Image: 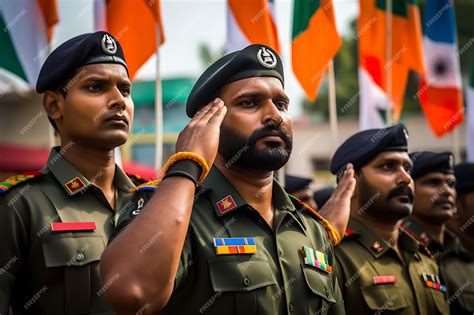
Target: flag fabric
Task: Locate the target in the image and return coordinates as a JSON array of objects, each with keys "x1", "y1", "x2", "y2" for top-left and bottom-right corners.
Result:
[
  {"x1": 291, "y1": 0, "x2": 341, "y2": 101},
  {"x1": 100, "y1": 0, "x2": 165, "y2": 80},
  {"x1": 418, "y1": 0, "x2": 463, "y2": 137},
  {"x1": 467, "y1": 51, "x2": 474, "y2": 162},
  {"x1": 358, "y1": 0, "x2": 424, "y2": 130},
  {"x1": 226, "y1": 0, "x2": 280, "y2": 53},
  {"x1": 0, "y1": 0, "x2": 58, "y2": 86}
]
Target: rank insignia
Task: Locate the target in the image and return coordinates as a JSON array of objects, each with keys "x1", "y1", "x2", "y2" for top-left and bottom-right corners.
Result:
[
  {"x1": 65, "y1": 177, "x2": 86, "y2": 194},
  {"x1": 421, "y1": 273, "x2": 446, "y2": 292},
  {"x1": 371, "y1": 241, "x2": 384, "y2": 253},
  {"x1": 51, "y1": 222, "x2": 96, "y2": 232},
  {"x1": 216, "y1": 195, "x2": 237, "y2": 214},
  {"x1": 213, "y1": 237, "x2": 256, "y2": 255},
  {"x1": 302, "y1": 246, "x2": 332, "y2": 273},
  {"x1": 373, "y1": 276, "x2": 397, "y2": 284}
]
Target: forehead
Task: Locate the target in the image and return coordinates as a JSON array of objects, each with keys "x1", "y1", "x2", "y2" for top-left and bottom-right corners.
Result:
[
  {"x1": 76, "y1": 63, "x2": 129, "y2": 81},
  {"x1": 368, "y1": 151, "x2": 411, "y2": 164},
  {"x1": 220, "y1": 77, "x2": 285, "y2": 98},
  {"x1": 416, "y1": 172, "x2": 455, "y2": 182}
]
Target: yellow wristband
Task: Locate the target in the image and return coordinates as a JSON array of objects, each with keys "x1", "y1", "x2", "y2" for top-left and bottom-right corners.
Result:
[{"x1": 161, "y1": 152, "x2": 210, "y2": 184}]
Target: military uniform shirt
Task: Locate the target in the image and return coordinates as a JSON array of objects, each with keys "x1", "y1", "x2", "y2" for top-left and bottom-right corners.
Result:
[
  {"x1": 404, "y1": 219, "x2": 474, "y2": 314},
  {"x1": 112, "y1": 166, "x2": 345, "y2": 315},
  {"x1": 0, "y1": 147, "x2": 134, "y2": 314},
  {"x1": 335, "y1": 219, "x2": 449, "y2": 314}
]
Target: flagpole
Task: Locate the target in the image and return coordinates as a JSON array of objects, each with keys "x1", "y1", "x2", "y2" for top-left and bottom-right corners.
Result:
[
  {"x1": 385, "y1": 0, "x2": 393, "y2": 125},
  {"x1": 328, "y1": 60, "x2": 338, "y2": 146},
  {"x1": 453, "y1": 127, "x2": 461, "y2": 162},
  {"x1": 154, "y1": 25, "x2": 163, "y2": 171}
]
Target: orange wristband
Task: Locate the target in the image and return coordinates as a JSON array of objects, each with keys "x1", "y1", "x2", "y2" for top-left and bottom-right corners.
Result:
[{"x1": 161, "y1": 152, "x2": 210, "y2": 184}]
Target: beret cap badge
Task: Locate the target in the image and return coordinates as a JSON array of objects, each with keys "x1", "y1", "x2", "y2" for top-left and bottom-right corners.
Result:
[
  {"x1": 257, "y1": 46, "x2": 277, "y2": 68},
  {"x1": 101, "y1": 34, "x2": 117, "y2": 55}
]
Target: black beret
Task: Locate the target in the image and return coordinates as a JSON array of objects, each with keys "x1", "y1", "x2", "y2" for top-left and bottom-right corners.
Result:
[
  {"x1": 454, "y1": 162, "x2": 474, "y2": 194},
  {"x1": 313, "y1": 187, "x2": 335, "y2": 209},
  {"x1": 409, "y1": 151, "x2": 454, "y2": 180},
  {"x1": 186, "y1": 44, "x2": 284, "y2": 118},
  {"x1": 36, "y1": 31, "x2": 127, "y2": 93},
  {"x1": 284, "y1": 175, "x2": 312, "y2": 193},
  {"x1": 330, "y1": 123, "x2": 409, "y2": 175}
]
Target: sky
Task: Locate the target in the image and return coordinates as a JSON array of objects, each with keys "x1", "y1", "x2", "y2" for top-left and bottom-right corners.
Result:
[{"x1": 54, "y1": 0, "x2": 358, "y2": 116}]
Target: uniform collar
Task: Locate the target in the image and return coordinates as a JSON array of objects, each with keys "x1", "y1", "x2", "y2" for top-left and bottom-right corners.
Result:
[
  {"x1": 201, "y1": 166, "x2": 296, "y2": 218},
  {"x1": 403, "y1": 217, "x2": 434, "y2": 247},
  {"x1": 47, "y1": 146, "x2": 134, "y2": 196},
  {"x1": 347, "y1": 218, "x2": 391, "y2": 259}
]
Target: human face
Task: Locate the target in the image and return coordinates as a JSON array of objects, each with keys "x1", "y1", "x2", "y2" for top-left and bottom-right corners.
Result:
[
  {"x1": 54, "y1": 63, "x2": 133, "y2": 150},
  {"x1": 217, "y1": 77, "x2": 292, "y2": 171},
  {"x1": 456, "y1": 191, "x2": 474, "y2": 234},
  {"x1": 356, "y1": 151, "x2": 414, "y2": 222},
  {"x1": 413, "y1": 172, "x2": 457, "y2": 224}
]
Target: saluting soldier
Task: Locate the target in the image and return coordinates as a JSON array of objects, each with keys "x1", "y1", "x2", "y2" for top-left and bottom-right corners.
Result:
[
  {"x1": 0, "y1": 31, "x2": 135, "y2": 314},
  {"x1": 331, "y1": 125, "x2": 450, "y2": 314},
  {"x1": 405, "y1": 153, "x2": 474, "y2": 314},
  {"x1": 100, "y1": 44, "x2": 355, "y2": 315}
]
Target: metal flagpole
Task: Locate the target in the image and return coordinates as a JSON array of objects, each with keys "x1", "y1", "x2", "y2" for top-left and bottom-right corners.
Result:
[
  {"x1": 328, "y1": 60, "x2": 338, "y2": 147},
  {"x1": 385, "y1": 0, "x2": 393, "y2": 125},
  {"x1": 154, "y1": 24, "x2": 164, "y2": 171}
]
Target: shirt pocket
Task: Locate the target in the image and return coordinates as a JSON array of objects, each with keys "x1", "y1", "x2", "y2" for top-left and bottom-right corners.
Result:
[
  {"x1": 301, "y1": 263, "x2": 337, "y2": 313},
  {"x1": 208, "y1": 255, "x2": 277, "y2": 315},
  {"x1": 42, "y1": 235, "x2": 106, "y2": 315},
  {"x1": 429, "y1": 287, "x2": 450, "y2": 314},
  {"x1": 361, "y1": 284, "x2": 410, "y2": 312}
]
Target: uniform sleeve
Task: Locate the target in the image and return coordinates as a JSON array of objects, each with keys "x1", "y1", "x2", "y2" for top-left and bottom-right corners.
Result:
[
  {"x1": 0, "y1": 190, "x2": 30, "y2": 313},
  {"x1": 328, "y1": 245, "x2": 346, "y2": 314}
]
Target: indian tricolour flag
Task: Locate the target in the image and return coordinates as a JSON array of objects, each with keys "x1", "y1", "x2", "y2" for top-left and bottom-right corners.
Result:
[
  {"x1": 467, "y1": 51, "x2": 474, "y2": 162},
  {"x1": 0, "y1": 0, "x2": 58, "y2": 89},
  {"x1": 226, "y1": 0, "x2": 280, "y2": 53}
]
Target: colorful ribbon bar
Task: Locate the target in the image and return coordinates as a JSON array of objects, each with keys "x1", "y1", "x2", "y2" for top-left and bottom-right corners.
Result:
[
  {"x1": 421, "y1": 273, "x2": 446, "y2": 292},
  {"x1": 373, "y1": 276, "x2": 397, "y2": 284},
  {"x1": 213, "y1": 237, "x2": 256, "y2": 255},
  {"x1": 51, "y1": 222, "x2": 97, "y2": 232},
  {"x1": 302, "y1": 246, "x2": 332, "y2": 273}
]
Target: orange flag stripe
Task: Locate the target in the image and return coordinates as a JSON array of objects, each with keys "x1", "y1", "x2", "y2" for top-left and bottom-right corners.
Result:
[{"x1": 37, "y1": 0, "x2": 59, "y2": 42}]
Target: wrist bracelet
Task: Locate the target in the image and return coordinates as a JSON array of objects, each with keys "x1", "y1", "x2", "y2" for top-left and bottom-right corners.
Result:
[{"x1": 161, "y1": 152, "x2": 210, "y2": 183}]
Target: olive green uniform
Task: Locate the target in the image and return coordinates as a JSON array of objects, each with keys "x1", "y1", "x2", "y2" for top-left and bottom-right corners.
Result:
[
  {"x1": 404, "y1": 219, "x2": 474, "y2": 314},
  {"x1": 0, "y1": 147, "x2": 134, "y2": 314},
  {"x1": 112, "y1": 166, "x2": 345, "y2": 314},
  {"x1": 335, "y1": 219, "x2": 449, "y2": 314}
]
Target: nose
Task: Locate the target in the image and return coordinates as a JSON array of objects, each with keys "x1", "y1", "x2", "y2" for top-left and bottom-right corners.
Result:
[
  {"x1": 396, "y1": 166, "x2": 412, "y2": 186},
  {"x1": 262, "y1": 99, "x2": 283, "y2": 126},
  {"x1": 107, "y1": 86, "x2": 127, "y2": 111}
]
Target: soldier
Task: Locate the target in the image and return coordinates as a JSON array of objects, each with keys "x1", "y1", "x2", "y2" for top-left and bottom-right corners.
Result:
[
  {"x1": 284, "y1": 174, "x2": 318, "y2": 210},
  {"x1": 405, "y1": 153, "x2": 474, "y2": 314},
  {"x1": 331, "y1": 125, "x2": 449, "y2": 314},
  {"x1": 0, "y1": 31, "x2": 135, "y2": 314},
  {"x1": 100, "y1": 44, "x2": 355, "y2": 314}
]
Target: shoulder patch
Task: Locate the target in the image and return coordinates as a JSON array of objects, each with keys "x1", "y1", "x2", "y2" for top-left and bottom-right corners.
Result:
[
  {"x1": 0, "y1": 171, "x2": 43, "y2": 194},
  {"x1": 132, "y1": 178, "x2": 162, "y2": 193}
]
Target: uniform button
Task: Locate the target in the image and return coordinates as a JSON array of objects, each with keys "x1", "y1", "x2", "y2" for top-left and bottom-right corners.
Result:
[
  {"x1": 289, "y1": 302, "x2": 294, "y2": 312},
  {"x1": 243, "y1": 276, "x2": 251, "y2": 286},
  {"x1": 75, "y1": 252, "x2": 85, "y2": 262}
]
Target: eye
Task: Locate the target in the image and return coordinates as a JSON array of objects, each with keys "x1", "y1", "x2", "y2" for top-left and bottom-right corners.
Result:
[
  {"x1": 119, "y1": 85, "x2": 131, "y2": 96},
  {"x1": 239, "y1": 100, "x2": 255, "y2": 108},
  {"x1": 86, "y1": 84, "x2": 102, "y2": 93},
  {"x1": 447, "y1": 179, "x2": 456, "y2": 188},
  {"x1": 403, "y1": 163, "x2": 413, "y2": 174},
  {"x1": 274, "y1": 100, "x2": 289, "y2": 111},
  {"x1": 380, "y1": 163, "x2": 394, "y2": 171}
]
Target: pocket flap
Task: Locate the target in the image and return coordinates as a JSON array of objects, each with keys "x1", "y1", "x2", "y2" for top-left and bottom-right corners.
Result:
[
  {"x1": 42, "y1": 235, "x2": 105, "y2": 267},
  {"x1": 361, "y1": 285, "x2": 409, "y2": 311},
  {"x1": 208, "y1": 256, "x2": 276, "y2": 292},
  {"x1": 301, "y1": 264, "x2": 336, "y2": 303}
]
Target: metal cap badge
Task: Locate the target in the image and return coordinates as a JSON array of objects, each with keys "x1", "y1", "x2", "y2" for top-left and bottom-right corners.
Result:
[
  {"x1": 257, "y1": 47, "x2": 277, "y2": 68},
  {"x1": 102, "y1": 34, "x2": 117, "y2": 55}
]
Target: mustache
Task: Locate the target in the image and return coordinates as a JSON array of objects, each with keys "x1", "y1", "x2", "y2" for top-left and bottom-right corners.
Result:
[
  {"x1": 387, "y1": 185, "x2": 414, "y2": 203},
  {"x1": 246, "y1": 123, "x2": 292, "y2": 147}
]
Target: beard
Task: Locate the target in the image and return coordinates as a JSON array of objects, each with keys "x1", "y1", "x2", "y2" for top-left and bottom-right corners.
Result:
[{"x1": 218, "y1": 122, "x2": 292, "y2": 171}]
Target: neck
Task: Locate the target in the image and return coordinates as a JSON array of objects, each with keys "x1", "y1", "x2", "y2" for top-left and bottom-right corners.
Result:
[
  {"x1": 412, "y1": 216, "x2": 445, "y2": 245},
  {"x1": 214, "y1": 155, "x2": 274, "y2": 227},
  {"x1": 59, "y1": 139, "x2": 116, "y2": 193}
]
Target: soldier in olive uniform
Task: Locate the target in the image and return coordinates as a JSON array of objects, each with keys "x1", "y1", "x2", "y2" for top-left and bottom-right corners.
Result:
[
  {"x1": 100, "y1": 44, "x2": 356, "y2": 315},
  {"x1": 331, "y1": 125, "x2": 450, "y2": 314},
  {"x1": 405, "y1": 153, "x2": 474, "y2": 314},
  {"x1": 0, "y1": 32, "x2": 135, "y2": 314}
]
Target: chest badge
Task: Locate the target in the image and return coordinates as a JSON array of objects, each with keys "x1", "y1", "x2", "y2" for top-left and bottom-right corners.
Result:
[
  {"x1": 213, "y1": 237, "x2": 256, "y2": 255},
  {"x1": 65, "y1": 177, "x2": 85, "y2": 194},
  {"x1": 373, "y1": 276, "x2": 397, "y2": 284},
  {"x1": 216, "y1": 195, "x2": 237, "y2": 214},
  {"x1": 421, "y1": 273, "x2": 446, "y2": 292},
  {"x1": 51, "y1": 222, "x2": 96, "y2": 232},
  {"x1": 302, "y1": 246, "x2": 332, "y2": 273}
]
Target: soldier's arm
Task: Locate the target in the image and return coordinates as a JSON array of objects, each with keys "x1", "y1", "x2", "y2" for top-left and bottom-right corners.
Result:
[
  {"x1": 0, "y1": 190, "x2": 30, "y2": 313},
  {"x1": 100, "y1": 100, "x2": 226, "y2": 315}
]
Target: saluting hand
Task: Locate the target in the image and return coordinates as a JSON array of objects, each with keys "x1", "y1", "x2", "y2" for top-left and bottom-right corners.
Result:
[{"x1": 175, "y1": 98, "x2": 227, "y2": 167}]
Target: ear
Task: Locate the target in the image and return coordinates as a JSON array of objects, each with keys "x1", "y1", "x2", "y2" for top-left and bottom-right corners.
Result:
[{"x1": 43, "y1": 91, "x2": 64, "y2": 123}]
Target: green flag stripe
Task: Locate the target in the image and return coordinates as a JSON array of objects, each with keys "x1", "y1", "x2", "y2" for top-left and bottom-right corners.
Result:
[
  {"x1": 292, "y1": 0, "x2": 321, "y2": 40},
  {"x1": 0, "y1": 12, "x2": 27, "y2": 81},
  {"x1": 375, "y1": 0, "x2": 418, "y2": 17}
]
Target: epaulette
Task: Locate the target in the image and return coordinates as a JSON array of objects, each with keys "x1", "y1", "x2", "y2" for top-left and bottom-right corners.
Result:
[
  {"x1": 0, "y1": 171, "x2": 43, "y2": 194},
  {"x1": 126, "y1": 173, "x2": 151, "y2": 186},
  {"x1": 132, "y1": 178, "x2": 162, "y2": 193},
  {"x1": 289, "y1": 195, "x2": 342, "y2": 246}
]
